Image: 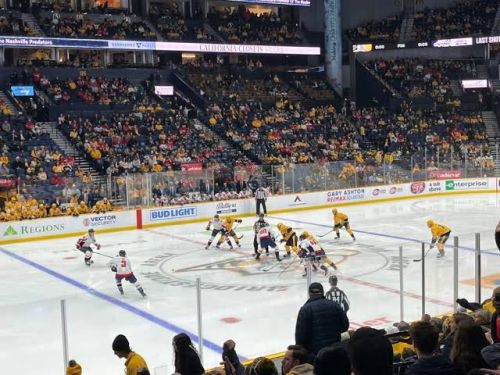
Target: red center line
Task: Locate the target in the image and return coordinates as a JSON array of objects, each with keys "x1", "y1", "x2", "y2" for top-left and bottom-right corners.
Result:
[{"x1": 145, "y1": 229, "x2": 453, "y2": 308}]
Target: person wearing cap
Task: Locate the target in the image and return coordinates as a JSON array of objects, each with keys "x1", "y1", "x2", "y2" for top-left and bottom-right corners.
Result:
[
  {"x1": 295, "y1": 282, "x2": 349, "y2": 355},
  {"x1": 112, "y1": 334, "x2": 149, "y2": 375}
]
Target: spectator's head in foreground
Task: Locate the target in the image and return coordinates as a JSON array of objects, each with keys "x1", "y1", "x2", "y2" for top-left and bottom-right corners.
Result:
[
  {"x1": 282, "y1": 345, "x2": 310, "y2": 375},
  {"x1": 112, "y1": 334, "x2": 131, "y2": 358},
  {"x1": 314, "y1": 343, "x2": 351, "y2": 375},
  {"x1": 409, "y1": 321, "x2": 439, "y2": 357},
  {"x1": 245, "y1": 357, "x2": 278, "y2": 375},
  {"x1": 348, "y1": 327, "x2": 393, "y2": 375}
]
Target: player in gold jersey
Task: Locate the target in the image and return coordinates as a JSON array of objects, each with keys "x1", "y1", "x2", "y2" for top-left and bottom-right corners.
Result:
[
  {"x1": 332, "y1": 208, "x2": 356, "y2": 240},
  {"x1": 217, "y1": 216, "x2": 243, "y2": 248},
  {"x1": 276, "y1": 222, "x2": 299, "y2": 258},
  {"x1": 427, "y1": 219, "x2": 451, "y2": 258}
]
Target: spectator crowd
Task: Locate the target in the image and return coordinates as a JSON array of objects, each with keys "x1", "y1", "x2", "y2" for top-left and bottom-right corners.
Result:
[{"x1": 65, "y1": 284, "x2": 500, "y2": 375}]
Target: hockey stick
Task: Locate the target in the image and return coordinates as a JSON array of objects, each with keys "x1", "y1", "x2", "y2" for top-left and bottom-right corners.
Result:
[
  {"x1": 93, "y1": 251, "x2": 114, "y2": 259},
  {"x1": 318, "y1": 229, "x2": 334, "y2": 238},
  {"x1": 278, "y1": 255, "x2": 300, "y2": 277},
  {"x1": 262, "y1": 261, "x2": 282, "y2": 272},
  {"x1": 413, "y1": 247, "x2": 432, "y2": 262}
]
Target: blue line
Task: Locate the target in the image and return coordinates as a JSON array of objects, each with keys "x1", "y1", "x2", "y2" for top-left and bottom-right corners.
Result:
[
  {"x1": 0, "y1": 246, "x2": 243, "y2": 359},
  {"x1": 269, "y1": 215, "x2": 500, "y2": 257}
]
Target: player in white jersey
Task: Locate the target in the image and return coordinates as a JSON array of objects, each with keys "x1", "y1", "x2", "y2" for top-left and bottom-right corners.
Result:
[
  {"x1": 256, "y1": 223, "x2": 282, "y2": 262},
  {"x1": 298, "y1": 231, "x2": 336, "y2": 277},
  {"x1": 205, "y1": 214, "x2": 231, "y2": 249},
  {"x1": 75, "y1": 228, "x2": 100, "y2": 266},
  {"x1": 108, "y1": 250, "x2": 146, "y2": 297}
]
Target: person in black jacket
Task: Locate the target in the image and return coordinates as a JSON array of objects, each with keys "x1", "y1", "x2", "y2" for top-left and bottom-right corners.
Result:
[
  {"x1": 295, "y1": 282, "x2": 349, "y2": 355},
  {"x1": 173, "y1": 333, "x2": 204, "y2": 375},
  {"x1": 406, "y1": 321, "x2": 462, "y2": 375}
]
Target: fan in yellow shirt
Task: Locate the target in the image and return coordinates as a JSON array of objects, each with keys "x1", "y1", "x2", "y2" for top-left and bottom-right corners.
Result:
[
  {"x1": 76, "y1": 201, "x2": 89, "y2": 215},
  {"x1": 427, "y1": 220, "x2": 451, "y2": 257},
  {"x1": 49, "y1": 203, "x2": 63, "y2": 217},
  {"x1": 66, "y1": 359, "x2": 82, "y2": 375},
  {"x1": 332, "y1": 208, "x2": 356, "y2": 241},
  {"x1": 112, "y1": 334, "x2": 149, "y2": 375}
]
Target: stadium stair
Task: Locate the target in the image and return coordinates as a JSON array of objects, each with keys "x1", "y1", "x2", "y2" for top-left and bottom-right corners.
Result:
[
  {"x1": 476, "y1": 64, "x2": 490, "y2": 79},
  {"x1": 203, "y1": 23, "x2": 226, "y2": 42},
  {"x1": 21, "y1": 12, "x2": 45, "y2": 36},
  {"x1": 143, "y1": 18, "x2": 164, "y2": 41},
  {"x1": 0, "y1": 91, "x2": 20, "y2": 116},
  {"x1": 38, "y1": 122, "x2": 105, "y2": 185},
  {"x1": 492, "y1": 2, "x2": 500, "y2": 35},
  {"x1": 483, "y1": 111, "x2": 500, "y2": 174},
  {"x1": 399, "y1": 16, "x2": 414, "y2": 42},
  {"x1": 450, "y1": 80, "x2": 462, "y2": 97}
]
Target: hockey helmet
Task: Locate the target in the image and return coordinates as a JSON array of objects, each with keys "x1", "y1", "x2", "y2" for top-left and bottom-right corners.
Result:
[
  {"x1": 277, "y1": 223, "x2": 284, "y2": 230},
  {"x1": 259, "y1": 213, "x2": 265, "y2": 219},
  {"x1": 118, "y1": 250, "x2": 126, "y2": 257},
  {"x1": 332, "y1": 208, "x2": 338, "y2": 215},
  {"x1": 214, "y1": 214, "x2": 220, "y2": 220},
  {"x1": 329, "y1": 275, "x2": 338, "y2": 286},
  {"x1": 426, "y1": 219, "x2": 434, "y2": 228},
  {"x1": 300, "y1": 231, "x2": 310, "y2": 240},
  {"x1": 88, "y1": 228, "x2": 95, "y2": 233}
]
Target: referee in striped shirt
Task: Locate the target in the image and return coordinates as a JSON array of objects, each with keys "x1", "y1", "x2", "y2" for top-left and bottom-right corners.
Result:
[
  {"x1": 325, "y1": 275, "x2": 349, "y2": 313},
  {"x1": 254, "y1": 186, "x2": 268, "y2": 215}
]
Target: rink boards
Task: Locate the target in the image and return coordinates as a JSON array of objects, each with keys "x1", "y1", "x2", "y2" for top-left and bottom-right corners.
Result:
[{"x1": 0, "y1": 177, "x2": 497, "y2": 244}]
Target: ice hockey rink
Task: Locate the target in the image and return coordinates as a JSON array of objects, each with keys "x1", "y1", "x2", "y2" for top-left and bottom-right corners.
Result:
[{"x1": 1, "y1": 193, "x2": 499, "y2": 374}]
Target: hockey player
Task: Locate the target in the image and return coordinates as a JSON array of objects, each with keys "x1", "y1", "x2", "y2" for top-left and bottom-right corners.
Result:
[
  {"x1": 109, "y1": 250, "x2": 146, "y2": 297},
  {"x1": 299, "y1": 231, "x2": 337, "y2": 276},
  {"x1": 277, "y1": 222, "x2": 299, "y2": 258},
  {"x1": 205, "y1": 214, "x2": 229, "y2": 249},
  {"x1": 253, "y1": 213, "x2": 269, "y2": 257},
  {"x1": 218, "y1": 216, "x2": 243, "y2": 248},
  {"x1": 256, "y1": 222, "x2": 282, "y2": 262},
  {"x1": 75, "y1": 228, "x2": 100, "y2": 266},
  {"x1": 325, "y1": 275, "x2": 350, "y2": 313},
  {"x1": 427, "y1": 219, "x2": 451, "y2": 258},
  {"x1": 332, "y1": 208, "x2": 356, "y2": 241}
]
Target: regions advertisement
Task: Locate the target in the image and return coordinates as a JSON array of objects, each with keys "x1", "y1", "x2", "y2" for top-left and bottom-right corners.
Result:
[
  {"x1": 444, "y1": 179, "x2": 488, "y2": 191},
  {"x1": 0, "y1": 211, "x2": 136, "y2": 243},
  {"x1": 326, "y1": 188, "x2": 365, "y2": 202},
  {"x1": 1, "y1": 222, "x2": 65, "y2": 239},
  {"x1": 149, "y1": 207, "x2": 197, "y2": 222}
]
